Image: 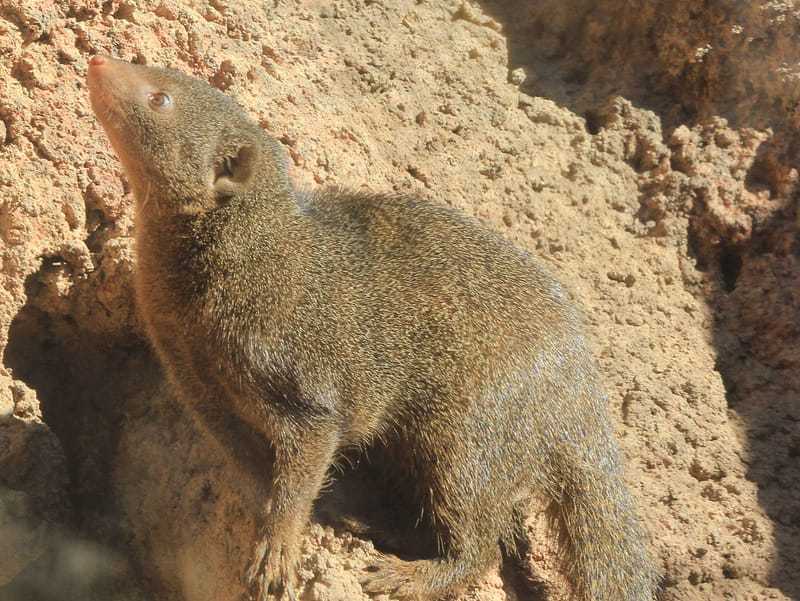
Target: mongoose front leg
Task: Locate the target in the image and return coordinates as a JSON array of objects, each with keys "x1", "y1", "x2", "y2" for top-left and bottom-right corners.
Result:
[{"x1": 246, "y1": 419, "x2": 339, "y2": 601}]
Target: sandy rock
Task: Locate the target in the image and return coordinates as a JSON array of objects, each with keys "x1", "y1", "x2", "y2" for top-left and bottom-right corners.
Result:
[
  {"x1": 0, "y1": 1, "x2": 798, "y2": 600},
  {"x1": 0, "y1": 376, "x2": 69, "y2": 586}
]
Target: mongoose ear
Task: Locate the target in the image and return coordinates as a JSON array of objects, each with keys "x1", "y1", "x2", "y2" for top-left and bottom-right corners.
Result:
[{"x1": 213, "y1": 144, "x2": 257, "y2": 197}]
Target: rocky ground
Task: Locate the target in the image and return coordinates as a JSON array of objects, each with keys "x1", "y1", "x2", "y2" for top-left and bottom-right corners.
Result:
[{"x1": 1, "y1": 1, "x2": 798, "y2": 600}]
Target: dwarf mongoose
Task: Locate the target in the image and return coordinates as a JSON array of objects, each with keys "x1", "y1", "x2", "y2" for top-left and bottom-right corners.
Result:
[{"x1": 87, "y1": 55, "x2": 659, "y2": 601}]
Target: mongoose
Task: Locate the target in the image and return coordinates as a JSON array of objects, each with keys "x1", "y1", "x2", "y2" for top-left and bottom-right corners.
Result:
[{"x1": 87, "y1": 55, "x2": 660, "y2": 601}]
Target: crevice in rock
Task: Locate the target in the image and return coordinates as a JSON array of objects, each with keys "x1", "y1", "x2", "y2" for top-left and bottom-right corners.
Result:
[
  {"x1": 4, "y1": 264, "x2": 145, "y2": 522},
  {"x1": 718, "y1": 246, "x2": 742, "y2": 293},
  {"x1": 583, "y1": 110, "x2": 603, "y2": 135}
]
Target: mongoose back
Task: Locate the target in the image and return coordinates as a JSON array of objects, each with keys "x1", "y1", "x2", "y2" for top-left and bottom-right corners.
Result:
[{"x1": 87, "y1": 55, "x2": 659, "y2": 601}]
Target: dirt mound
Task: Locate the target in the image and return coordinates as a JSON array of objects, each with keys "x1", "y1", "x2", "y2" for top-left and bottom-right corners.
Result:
[{"x1": 1, "y1": 1, "x2": 798, "y2": 600}]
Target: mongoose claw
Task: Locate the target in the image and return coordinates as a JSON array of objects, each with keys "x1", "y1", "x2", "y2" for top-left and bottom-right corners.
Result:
[
  {"x1": 244, "y1": 539, "x2": 269, "y2": 601},
  {"x1": 245, "y1": 534, "x2": 299, "y2": 601},
  {"x1": 359, "y1": 556, "x2": 420, "y2": 601}
]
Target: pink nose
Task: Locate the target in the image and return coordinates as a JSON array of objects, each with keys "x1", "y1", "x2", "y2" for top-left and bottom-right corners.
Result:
[
  {"x1": 86, "y1": 55, "x2": 119, "y2": 98},
  {"x1": 87, "y1": 55, "x2": 120, "y2": 86}
]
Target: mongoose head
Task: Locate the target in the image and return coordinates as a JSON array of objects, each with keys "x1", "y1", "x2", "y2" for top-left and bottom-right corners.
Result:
[{"x1": 87, "y1": 55, "x2": 285, "y2": 215}]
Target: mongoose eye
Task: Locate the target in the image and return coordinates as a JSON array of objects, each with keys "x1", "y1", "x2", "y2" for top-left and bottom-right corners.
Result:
[{"x1": 148, "y1": 92, "x2": 172, "y2": 110}]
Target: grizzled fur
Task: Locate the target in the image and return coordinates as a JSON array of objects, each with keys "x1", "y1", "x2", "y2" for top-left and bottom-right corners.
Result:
[{"x1": 88, "y1": 56, "x2": 660, "y2": 601}]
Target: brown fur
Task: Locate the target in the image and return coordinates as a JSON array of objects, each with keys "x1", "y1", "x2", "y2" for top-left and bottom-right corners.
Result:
[{"x1": 88, "y1": 56, "x2": 660, "y2": 601}]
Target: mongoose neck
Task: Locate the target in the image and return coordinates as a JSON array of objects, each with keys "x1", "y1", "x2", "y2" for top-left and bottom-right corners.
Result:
[{"x1": 134, "y1": 187, "x2": 312, "y2": 295}]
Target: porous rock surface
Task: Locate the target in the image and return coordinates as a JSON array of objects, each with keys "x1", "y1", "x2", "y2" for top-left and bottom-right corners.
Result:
[{"x1": 0, "y1": 1, "x2": 798, "y2": 600}]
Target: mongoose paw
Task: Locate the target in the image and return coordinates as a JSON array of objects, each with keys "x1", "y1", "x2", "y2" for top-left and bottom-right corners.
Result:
[
  {"x1": 245, "y1": 534, "x2": 299, "y2": 601},
  {"x1": 360, "y1": 556, "x2": 424, "y2": 601}
]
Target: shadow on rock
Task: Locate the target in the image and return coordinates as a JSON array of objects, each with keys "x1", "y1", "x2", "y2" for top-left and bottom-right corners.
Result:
[
  {"x1": 477, "y1": 0, "x2": 800, "y2": 132},
  {"x1": 701, "y1": 195, "x2": 800, "y2": 598},
  {"x1": 1, "y1": 263, "x2": 151, "y2": 601}
]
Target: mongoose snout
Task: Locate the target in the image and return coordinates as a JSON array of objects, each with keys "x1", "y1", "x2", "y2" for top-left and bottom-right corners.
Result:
[
  {"x1": 89, "y1": 56, "x2": 660, "y2": 601},
  {"x1": 88, "y1": 55, "x2": 156, "y2": 135}
]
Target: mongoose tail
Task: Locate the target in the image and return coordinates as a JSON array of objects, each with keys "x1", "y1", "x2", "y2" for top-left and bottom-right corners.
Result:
[{"x1": 551, "y1": 428, "x2": 661, "y2": 600}]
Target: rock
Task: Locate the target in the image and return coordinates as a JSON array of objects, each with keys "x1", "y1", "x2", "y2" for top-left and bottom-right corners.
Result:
[{"x1": 0, "y1": 1, "x2": 798, "y2": 600}]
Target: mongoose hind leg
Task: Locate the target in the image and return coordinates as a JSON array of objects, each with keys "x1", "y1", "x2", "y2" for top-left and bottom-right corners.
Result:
[
  {"x1": 246, "y1": 419, "x2": 340, "y2": 600},
  {"x1": 361, "y1": 551, "x2": 498, "y2": 601},
  {"x1": 360, "y1": 466, "x2": 507, "y2": 599}
]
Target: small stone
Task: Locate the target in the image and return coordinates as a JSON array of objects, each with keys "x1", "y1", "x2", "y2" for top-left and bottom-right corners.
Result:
[
  {"x1": 50, "y1": 26, "x2": 79, "y2": 63},
  {"x1": 211, "y1": 59, "x2": 237, "y2": 91},
  {"x1": 14, "y1": 52, "x2": 58, "y2": 90},
  {"x1": 509, "y1": 67, "x2": 526, "y2": 85},
  {"x1": 607, "y1": 271, "x2": 631, "y2": 285},
  {"x1": 406, "y1": 164, "x2": 430, "y2": 187},
  {"x1": 9, "y1": 381, "x2": 38, "y2": 419},
  {"x1": 714, "y1": 128, "x2": 737, "y2": 148},
  {"x1": 670, "y1": 124, "x2": 692, "y2": 146},
  {"x1": 625, "y1": 315, "x2": 645, "y2": 326},
  {"x1": 155, "y1": 3, "x2": 178, "y2": 19}
]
